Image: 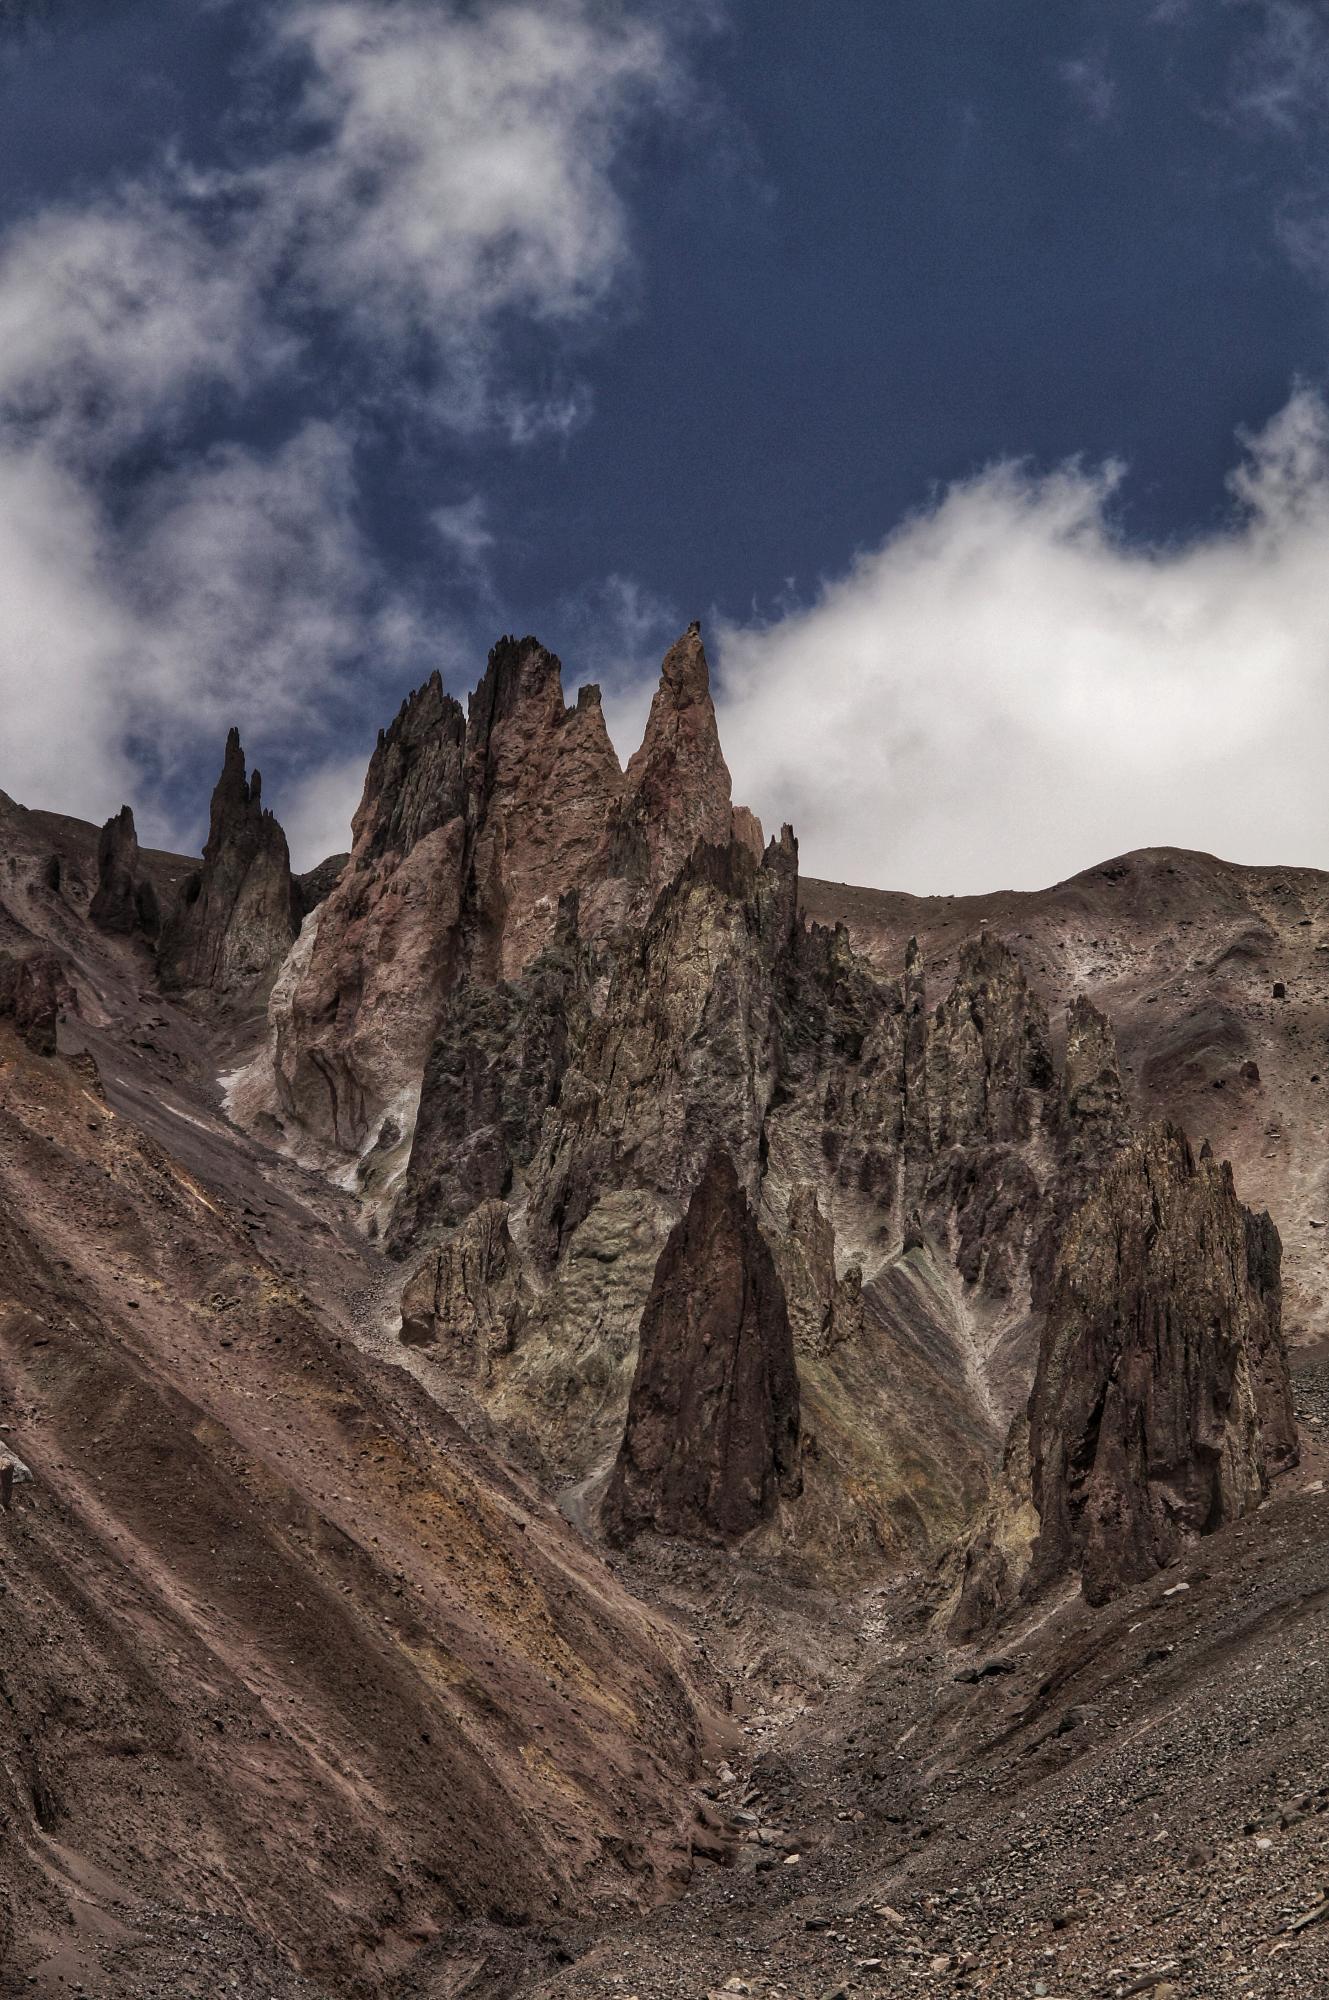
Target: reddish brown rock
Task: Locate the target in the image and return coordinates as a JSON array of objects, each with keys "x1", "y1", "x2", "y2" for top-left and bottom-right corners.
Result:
[
  {"x1": 271, "y1": 672, "x2": 468, "y2": 1152},
  {"x1": 602, "y1": 1149, "x2": 801, "y2": 1545},
  {"x1": 607, "y1": 623, "x2": 736, "y2": 902},
  {"x1": 1027, "y1": 1124, "x2": 1297, "y2": 1606},
  {"x1": 463, "y1": 641, "x2": 625, "y2": 981},
  {"x1": 159, "y1": 731, "x2": 299, "y2": 996}
]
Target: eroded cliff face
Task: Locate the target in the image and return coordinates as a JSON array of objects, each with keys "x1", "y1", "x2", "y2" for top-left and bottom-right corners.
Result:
[
  {"x1": 260, "y1": 626, "x2": 747, "y2": 1170},
  {"x1": 952, "y1": 1123, "x2": 1299, "y2": 1630},
  {"x1": 159, "y1": 732, "x2": 299, "y2": 997},
  {"x1": 601, "y1": 1150, "x2": 801, "y2": 1546},
  {"x1": 269, "y1": 670, "x2": 468, "y2": 1156},
  {"x1": 1028, "y1": 1123, "x2": 1297, "y2": 1606},
  {"x1": 90, "y1": 806, "x2": 160, "y2": 940},
  {"x1": 393, "y1": 832, "x2": 1121, "y2": 1574}
]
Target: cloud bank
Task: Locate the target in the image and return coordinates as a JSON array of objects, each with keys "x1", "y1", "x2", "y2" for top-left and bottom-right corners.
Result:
[
  {"x1": 0, "y1": 0, "x2": 684, "y2": 848},
  {"x1": 713, "y1": 389, "x2": 1329, "y2": 894}
]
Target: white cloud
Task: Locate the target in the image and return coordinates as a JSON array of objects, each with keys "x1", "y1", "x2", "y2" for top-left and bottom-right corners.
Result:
[
  {"x1": 0, "y1": 188, "x2": 290, "y2": 458},
  {"x1": 0, "y1": 0, "x2": 693, "y2": 844},
  {"x1": 282, "y1": 753, "x2": 370, "y2": 869},
  {"x1": 0, "y1": 422, "x2": 419, "y2": 847},
  {"x1": 271, "y1": 0, "x2": 676, "y2": 409},
  {"x1": 712, "y1": 387, "x2": 1329, "y2": 894}
]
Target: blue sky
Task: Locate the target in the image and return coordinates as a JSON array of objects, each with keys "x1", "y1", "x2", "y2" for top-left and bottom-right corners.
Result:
[{"x1": 1, "y1": 0, "x2": 1328, "y2": 890}]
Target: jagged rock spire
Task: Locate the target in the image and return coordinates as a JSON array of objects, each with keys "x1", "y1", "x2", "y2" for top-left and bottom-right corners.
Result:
[
  {"x1": 602, "y1": 1149, "x2": 801, "y2": 1545},
  {"x1": 159, "y1": 730, "x2": 299, "y2": 996},
  {"x1": 612, "y1": 622, "x2": 736, "y2": 898},
  {"x1": 90, "y1": 805, "x2": 159, "y2": 940}
]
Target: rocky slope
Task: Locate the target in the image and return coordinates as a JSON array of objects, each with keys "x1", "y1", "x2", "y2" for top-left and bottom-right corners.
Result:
[{"x1": 0, "y1": 805, "x2": 719, "y2": 1996}]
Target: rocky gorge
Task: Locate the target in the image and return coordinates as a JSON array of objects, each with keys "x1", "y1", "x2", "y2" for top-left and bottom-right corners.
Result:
[{"x1": 1, "y1": 625, "x2": 1326, "y2": 1998}]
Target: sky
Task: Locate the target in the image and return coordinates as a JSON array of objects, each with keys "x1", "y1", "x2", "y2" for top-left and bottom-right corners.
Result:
[{"x1": 1, "y1": 0, "x2": 1328, "y2": 892}]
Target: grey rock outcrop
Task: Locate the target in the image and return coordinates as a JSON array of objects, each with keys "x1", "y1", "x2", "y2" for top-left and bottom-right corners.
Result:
[
  {"x1": 90, "y1": 806, "x2": 160, "y2": 939},
  {"x1": 399, "y1": 1200, "x2": 528, "y2": 1369},
  {"x1": 1028, "y1": 1124, "x2": 1297, "y2": 1606},
  {"x1": 159, "y1": 732, "x2": 299, "y2": 996}
]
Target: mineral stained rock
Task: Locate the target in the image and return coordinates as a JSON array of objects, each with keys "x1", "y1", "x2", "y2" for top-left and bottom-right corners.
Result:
[
  {"x1": 89, "y1": 805, "x2": 160, "y2": 939},
  {"x1": 159, "y1": 731, "x2": 299, "y2": 996},
  {"x1": 602, "y1": 1149, "x2": 801, "y2": 1545},
  {"x1": 1027, "y1": 1123, "x2": 1297, "y2": 1606}
]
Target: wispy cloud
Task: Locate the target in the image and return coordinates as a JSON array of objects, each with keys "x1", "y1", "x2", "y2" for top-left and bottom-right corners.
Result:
[
  {"x1": 1230, "y1": 0, "x2": 1329, "y2": 135},
  {"x1": 1059, "y1": 50, "x2": 1116, "y2": 123},
  {"x1": 713, "y1": 387, "x2": 1329, "y2": 893}
]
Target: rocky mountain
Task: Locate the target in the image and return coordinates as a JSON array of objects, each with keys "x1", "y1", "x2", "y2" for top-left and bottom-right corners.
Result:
[
  {"x1": 803, "y1": 847, "x2": 1329, "y2": 1339},
  {"x1": 159, "y1": 729, "x2": 300, "y2": 997},
  {"x1": 1, "y1": 626, "x2": 1326, "y2": 1997}
]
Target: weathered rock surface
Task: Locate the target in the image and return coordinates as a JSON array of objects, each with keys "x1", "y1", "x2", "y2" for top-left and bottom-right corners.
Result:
[
  {"x1": 774, "y1": 1184, "x2": 864, "y2": 1358},
  {"x1": 602, "y1": 1150, "x2": 801, "y2": 1545},
  {"x1": 400, "y1": 1199, "x2": 528, "y2": 1367},
  {"x1": 801, "y1": 845, "x2": 1329, "y2": 1343},
  {"x1": 159, "y1": 731, "x2": 299, "y2": 996},
  {"x1": 0, "y1": 949, "x2": 71, "y2": 1055},
  {"x1": 391, "y1": 894, "x2": 587, "y2": 1242},
  {"x1": 265, "y1": 627, "x2": 748, "y2": 1165},
  {"x1": 526, "y1": 832, "x2": 799, "y2": 1270},
  {"x1": 605, "y1": 622, "x2": 736, "y2": 903},
  {"x1": 462, "y1": 639, "x2": 624, "y2": 981},
  {"x1": 271, "y1": 671, "x2": 468, "y2": 1153},
  {"x1": 89, "y1": 805, "x2": 160, "y2": 939},
  {"x1": 1027, "y1": 1124, "x2": 1297, "y2": 1606}
]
